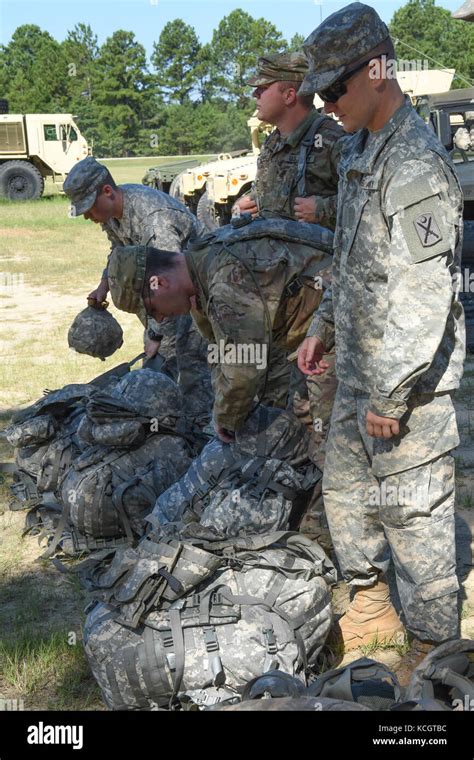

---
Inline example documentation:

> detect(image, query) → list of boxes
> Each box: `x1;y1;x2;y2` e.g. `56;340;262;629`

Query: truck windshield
60;125;78;141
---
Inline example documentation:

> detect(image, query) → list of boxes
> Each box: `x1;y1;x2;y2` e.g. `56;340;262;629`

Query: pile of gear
3;357;199;555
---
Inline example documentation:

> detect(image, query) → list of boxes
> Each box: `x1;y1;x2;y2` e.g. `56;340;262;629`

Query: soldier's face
322;66;377;133
83;186;116;223
142;274;192;322
253;82;292;124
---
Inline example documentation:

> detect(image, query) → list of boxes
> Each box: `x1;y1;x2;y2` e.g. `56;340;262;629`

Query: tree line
0;1;472;157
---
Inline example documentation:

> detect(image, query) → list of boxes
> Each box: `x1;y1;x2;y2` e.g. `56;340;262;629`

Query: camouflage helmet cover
68;305;123;360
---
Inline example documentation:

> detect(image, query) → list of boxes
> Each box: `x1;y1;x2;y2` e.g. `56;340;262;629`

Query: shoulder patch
396;197;450;263
413;212;442;248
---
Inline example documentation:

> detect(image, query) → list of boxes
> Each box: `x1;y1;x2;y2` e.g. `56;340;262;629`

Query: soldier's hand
366;410;400;439
297;337;329;375
215;424;235;444
294;196;317;223
144;337;161;359
88;280;109;308
233;196;258;217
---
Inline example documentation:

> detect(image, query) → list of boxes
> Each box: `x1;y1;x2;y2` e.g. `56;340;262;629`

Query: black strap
295;114;327;198
169;608;186;701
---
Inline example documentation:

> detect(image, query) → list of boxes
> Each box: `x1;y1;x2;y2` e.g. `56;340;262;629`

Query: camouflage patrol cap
68;305;123;360
63;156;110;215
246;52;309;87
107;245;148;323
299;2;390;96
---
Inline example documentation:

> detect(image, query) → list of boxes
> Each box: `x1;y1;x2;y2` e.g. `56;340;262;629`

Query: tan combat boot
334;580;405;653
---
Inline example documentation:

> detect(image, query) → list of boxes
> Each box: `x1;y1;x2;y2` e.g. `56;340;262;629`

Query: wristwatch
147;329;163;342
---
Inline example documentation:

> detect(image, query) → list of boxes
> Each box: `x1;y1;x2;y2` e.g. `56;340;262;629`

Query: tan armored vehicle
0;107;89;200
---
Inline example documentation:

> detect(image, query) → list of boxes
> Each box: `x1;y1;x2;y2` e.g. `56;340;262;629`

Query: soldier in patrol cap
297;3;465;680
238;51;344;228
240;51;344;453
63;156;213;430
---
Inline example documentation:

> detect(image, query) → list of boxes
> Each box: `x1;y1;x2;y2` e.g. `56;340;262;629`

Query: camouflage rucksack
83;528;336;710
150;405;321;537
402;639;474;711
60;370;196;543
3;354;146;509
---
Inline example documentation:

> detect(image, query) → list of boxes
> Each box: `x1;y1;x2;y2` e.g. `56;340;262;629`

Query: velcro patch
396;196;450;263
413;213;442;248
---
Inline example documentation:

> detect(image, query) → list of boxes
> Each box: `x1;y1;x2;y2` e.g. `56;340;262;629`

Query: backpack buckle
263;627;278;655
203;626;219;652
284;277;303;297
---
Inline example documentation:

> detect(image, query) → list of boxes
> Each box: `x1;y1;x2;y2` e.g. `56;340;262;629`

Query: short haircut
96;170;118;193
144;247;180;282
278;80;314;109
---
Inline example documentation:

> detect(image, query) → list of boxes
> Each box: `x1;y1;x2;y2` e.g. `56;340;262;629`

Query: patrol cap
107;245;148;325
299;2;390;96
63;156;110;215
246;51;309;87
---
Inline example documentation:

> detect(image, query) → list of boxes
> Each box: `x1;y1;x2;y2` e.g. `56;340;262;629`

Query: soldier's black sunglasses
317;55;382;104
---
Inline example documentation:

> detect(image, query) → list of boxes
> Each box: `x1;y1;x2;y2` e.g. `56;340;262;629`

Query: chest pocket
339;172;382;264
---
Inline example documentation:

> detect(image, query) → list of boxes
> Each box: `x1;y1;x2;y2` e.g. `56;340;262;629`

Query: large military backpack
3;353;148;509
150;405;321;537
60;369;196;544
83;527;337;710
402;639;474;711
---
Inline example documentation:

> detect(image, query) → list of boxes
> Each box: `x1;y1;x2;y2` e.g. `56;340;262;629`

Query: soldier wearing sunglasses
297;3;465;683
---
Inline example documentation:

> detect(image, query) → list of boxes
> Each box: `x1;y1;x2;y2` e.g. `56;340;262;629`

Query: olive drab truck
0;104;90;201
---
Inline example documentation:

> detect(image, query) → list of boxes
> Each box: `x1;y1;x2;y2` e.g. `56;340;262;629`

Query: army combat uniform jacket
186;219;333;431
307;97;465;421
101;184;203;278
252;108;345;229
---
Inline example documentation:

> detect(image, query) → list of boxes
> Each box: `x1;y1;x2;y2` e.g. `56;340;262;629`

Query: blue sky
0;0;465;58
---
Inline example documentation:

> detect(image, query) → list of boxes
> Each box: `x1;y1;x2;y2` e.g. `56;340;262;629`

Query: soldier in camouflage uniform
63;157;213;428
234;53;346;471
105;219;333;444
297;3;465;674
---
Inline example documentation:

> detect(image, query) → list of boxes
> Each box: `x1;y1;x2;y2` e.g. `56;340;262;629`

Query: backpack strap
295;114;328;198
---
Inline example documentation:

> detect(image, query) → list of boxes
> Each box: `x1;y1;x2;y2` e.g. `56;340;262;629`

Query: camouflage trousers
323;382;461;643
157;315;214;428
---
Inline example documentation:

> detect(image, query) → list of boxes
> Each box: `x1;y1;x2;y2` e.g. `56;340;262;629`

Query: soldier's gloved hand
233;195;258;217
88;279;109;308
215;424;235;444
297;337;329;375
294;196;317;224
366;410;400;439
144;337;161;358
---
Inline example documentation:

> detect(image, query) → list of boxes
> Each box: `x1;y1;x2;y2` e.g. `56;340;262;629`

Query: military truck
0;105;89;200
415;87;473;217
142;113;272;230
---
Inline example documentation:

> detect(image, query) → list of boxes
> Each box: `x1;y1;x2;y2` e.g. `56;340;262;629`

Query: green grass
0;629;102;710
100;155;215;186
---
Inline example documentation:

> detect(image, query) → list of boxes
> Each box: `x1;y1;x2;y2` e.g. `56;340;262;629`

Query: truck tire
168;172;185;204
0;99;8;114
0;161;44;200
197;190;221;232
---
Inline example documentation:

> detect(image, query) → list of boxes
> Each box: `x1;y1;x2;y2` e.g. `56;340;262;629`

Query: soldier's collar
116;185;132;228
185;250;207;311
345;96;413;175
284;107;319;148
